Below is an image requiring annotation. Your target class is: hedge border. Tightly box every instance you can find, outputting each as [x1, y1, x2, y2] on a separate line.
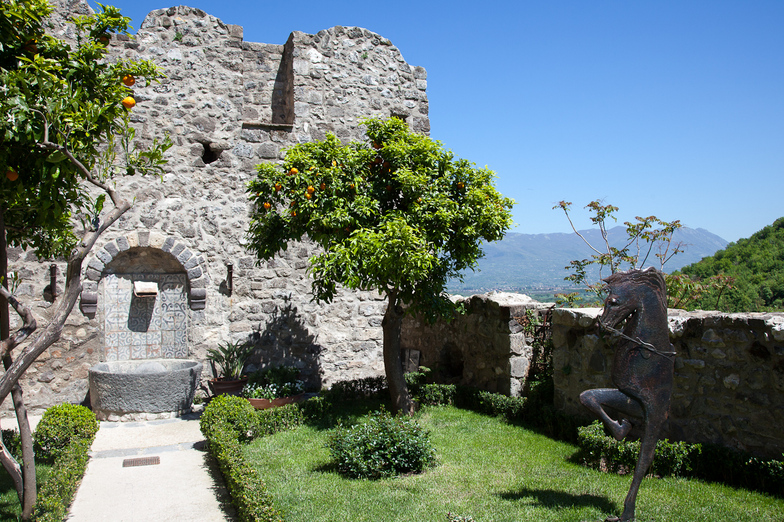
[31, 404, 98, 522]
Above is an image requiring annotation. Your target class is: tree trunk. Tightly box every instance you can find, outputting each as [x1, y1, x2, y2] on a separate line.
[0, 210, 36, 519]
[382, 292, 414, 415]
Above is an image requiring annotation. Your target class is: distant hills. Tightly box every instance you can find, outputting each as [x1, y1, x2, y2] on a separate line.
[679, 217, 784, 312]
[447, 226, 728, 298]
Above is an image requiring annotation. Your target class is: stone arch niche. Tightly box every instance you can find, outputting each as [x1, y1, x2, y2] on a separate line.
[79, 231, 209, 362]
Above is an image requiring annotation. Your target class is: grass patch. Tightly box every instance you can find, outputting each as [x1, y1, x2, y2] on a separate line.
[0, 463, 51, 521]
[245, 405, 784, 522]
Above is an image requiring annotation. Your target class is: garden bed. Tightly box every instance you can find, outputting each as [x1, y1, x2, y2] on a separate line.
[243, 404, 784, 522]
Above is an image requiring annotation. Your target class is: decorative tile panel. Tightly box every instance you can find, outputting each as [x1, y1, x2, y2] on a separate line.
[103, 273, 189, 360]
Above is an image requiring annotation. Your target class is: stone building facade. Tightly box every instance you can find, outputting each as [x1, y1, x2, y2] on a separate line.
[4, 1, 430, 413]
[552, 307, 784, 459]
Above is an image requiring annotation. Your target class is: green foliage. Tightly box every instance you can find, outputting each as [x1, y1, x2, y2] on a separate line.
[326, 409, 437, 479]
[246, 117, 514, 320]
[678, 217, 784, 312]
[417, 383, 457, 406]
[207, 425, 283, 522]
[33, 438, 91, 522]
[31, 404, 97, 521]
[1, 429, 22, 461]
[244, 366, 305, 399]
[200, 394, 258, 443]
[0, 0, 170, 258]
[554, 200, 684, 305]
[33, 404, 98, 463]
[324, 375, 387, 401]
[576, 420, 784, 496]
[255, 404, 305, 436]
[207, 340, 253, 380]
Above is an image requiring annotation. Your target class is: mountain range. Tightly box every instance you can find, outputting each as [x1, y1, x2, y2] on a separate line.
[447, 226, 728, 297]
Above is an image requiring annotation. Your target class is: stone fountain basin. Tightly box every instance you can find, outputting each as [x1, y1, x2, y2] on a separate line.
[88, 359, 202, 421]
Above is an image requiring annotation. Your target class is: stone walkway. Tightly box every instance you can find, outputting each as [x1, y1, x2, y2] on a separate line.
[66, 411, 236, 521]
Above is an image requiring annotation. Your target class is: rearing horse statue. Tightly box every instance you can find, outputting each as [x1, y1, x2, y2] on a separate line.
[579, 267, 675, 522]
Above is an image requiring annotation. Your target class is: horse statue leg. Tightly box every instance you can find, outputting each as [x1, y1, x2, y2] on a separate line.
[615, 388, 670, 521]
[579, 388, 641, 441]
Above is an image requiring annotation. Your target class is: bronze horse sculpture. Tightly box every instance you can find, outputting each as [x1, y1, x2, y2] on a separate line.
[580, 267, 675, 522]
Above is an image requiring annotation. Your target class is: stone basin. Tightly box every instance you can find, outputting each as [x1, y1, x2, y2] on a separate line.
[88, 359, 202, 421]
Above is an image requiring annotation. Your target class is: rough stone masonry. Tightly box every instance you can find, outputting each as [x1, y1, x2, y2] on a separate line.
[3, 0, 430, 413]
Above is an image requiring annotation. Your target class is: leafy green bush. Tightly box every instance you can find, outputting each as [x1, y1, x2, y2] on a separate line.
[200, 394, 258, 443]
[33, 404, 98, 463]
[256, 403, 304, 436]
[418, 383, 457, 406]
[1, 428, 22, 461]
[325, 376, 387, 401]
[326, 409, 437, 479]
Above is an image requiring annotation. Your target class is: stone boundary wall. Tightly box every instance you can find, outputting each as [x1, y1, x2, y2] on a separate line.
[552, 307, 784, 459]
[401, 293, 552, 396]
[3, 0, 429, 413]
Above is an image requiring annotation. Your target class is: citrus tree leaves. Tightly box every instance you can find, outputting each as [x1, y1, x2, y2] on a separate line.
[0, 0, 168, 258]
[247, 117, 515, 319]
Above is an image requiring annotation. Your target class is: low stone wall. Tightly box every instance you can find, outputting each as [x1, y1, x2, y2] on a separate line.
[401, 293, 551, 396]
[552, 307, 784, 459]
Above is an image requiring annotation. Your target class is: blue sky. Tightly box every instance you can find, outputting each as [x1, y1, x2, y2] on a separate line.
[97, 1, 784, 244]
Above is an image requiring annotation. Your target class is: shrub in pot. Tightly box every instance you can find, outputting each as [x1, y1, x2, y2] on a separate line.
[207, 340, 254, 396]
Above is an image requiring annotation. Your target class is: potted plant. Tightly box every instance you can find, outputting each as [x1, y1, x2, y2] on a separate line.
[242, 366, 306, 409]
[207, 340, 254, 396]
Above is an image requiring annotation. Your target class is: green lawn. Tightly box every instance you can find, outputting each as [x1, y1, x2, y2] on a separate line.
[0, 463, 51, 521]
[245, 405, 784, 522]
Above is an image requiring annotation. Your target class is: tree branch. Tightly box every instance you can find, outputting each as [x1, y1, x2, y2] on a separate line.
[0, 287, 37, 361]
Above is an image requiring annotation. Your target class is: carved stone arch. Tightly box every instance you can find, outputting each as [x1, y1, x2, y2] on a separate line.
[79, 230, 209, 314]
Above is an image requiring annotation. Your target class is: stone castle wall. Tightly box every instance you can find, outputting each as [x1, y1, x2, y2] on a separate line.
[4, 1, 429, 413]
[552, 307, 784, 459]
[401, 293, 552, 396]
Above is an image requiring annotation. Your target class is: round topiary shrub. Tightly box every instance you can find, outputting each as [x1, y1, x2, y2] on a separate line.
[200, 394, 258, 443]
[33, 403, 98, 462]
[326, 409, 437, 480]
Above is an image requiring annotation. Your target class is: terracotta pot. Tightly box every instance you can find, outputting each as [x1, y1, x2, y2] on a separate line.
[208, 377, 248, 396]
[247, 393, 306, 410]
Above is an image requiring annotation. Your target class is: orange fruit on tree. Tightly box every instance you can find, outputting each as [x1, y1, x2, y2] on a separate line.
[305, 193, 312, 200]
[122, 74, 135, 86]
[263, 202, 271, 210]
[307, 186, 315, 194]
[291, 210, 297, 217]
[289, 167, 298, 176]
[319, 182, 326, 190]
[122, 96, 136, 109]
[6, 168, 19, 181]
[274, 183, 282, 192]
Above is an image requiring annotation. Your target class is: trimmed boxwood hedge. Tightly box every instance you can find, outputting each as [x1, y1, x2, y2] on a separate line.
[31, 404, 98, 522]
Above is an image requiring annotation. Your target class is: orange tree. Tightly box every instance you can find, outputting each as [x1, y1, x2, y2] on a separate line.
[246, 117, 514, 414]
[0, 2, 169, 517]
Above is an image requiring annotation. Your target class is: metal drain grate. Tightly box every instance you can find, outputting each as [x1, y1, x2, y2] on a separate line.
[122, 456, 160, 468]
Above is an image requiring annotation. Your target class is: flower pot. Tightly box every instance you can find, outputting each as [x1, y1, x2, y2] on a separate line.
[247, 393, 306, 410]
[208, 377, 248, 396]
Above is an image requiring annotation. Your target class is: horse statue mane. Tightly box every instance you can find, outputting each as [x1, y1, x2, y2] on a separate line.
[580, 266, 675, 522]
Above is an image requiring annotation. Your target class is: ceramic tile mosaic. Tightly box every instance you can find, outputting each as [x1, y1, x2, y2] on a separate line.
[103, 273, 189, 360]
